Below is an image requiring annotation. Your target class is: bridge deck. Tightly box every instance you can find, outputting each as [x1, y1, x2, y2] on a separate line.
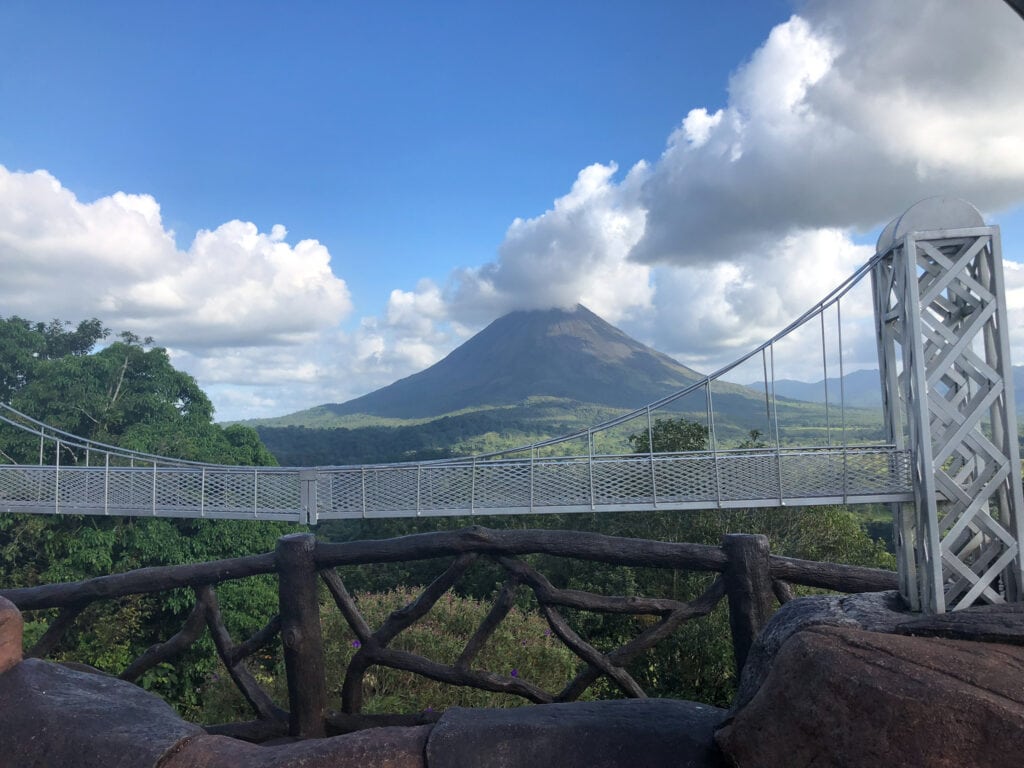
[0, 446, 912, 523]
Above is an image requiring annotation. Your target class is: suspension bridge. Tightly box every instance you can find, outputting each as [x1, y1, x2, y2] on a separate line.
[1, 198, 1022, 614]
[0, 253, 913, 523]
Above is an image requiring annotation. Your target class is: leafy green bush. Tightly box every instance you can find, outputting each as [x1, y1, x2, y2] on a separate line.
[197, 586, 587, 723]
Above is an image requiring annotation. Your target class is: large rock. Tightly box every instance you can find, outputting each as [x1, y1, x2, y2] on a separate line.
[0, 595, 22, 674]
[426, 699, 726, 768]
[163, 726, 431, 768]
[0, 658, 203, 768]
[732, 590, 910, 711]
[0, 652, 431, 768]
[716, 624, 1024, 767]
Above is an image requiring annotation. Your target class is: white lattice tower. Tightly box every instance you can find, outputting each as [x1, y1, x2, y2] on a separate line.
[872, 198, 1024, 613]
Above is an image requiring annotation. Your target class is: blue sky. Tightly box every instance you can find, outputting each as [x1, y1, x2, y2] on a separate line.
[1, 0, 791, 301]
[3, 0, 1024, 421]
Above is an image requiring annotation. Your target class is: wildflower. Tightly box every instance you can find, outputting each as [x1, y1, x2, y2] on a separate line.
[521, 639, 527, 646]
[510, 668, 519, 678]
[351, 639, 362, 649]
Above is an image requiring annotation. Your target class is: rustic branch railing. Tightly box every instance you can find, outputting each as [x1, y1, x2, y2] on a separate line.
[0, 526, 898, 741]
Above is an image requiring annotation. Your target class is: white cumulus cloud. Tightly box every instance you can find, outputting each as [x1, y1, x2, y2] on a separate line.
[0, 165, 357, 418]
[446, 162, 652, 326]
[634, 0, 1024, 265]
[0, 166, 353, 349]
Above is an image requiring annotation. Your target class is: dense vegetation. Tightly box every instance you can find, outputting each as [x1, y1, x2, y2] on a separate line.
[312, 505, 893, 708]
[199, 587, 587, 721]
[0, 316, 296, 714]
[0, 316, 896, 715]
[254, 400, 621, 465]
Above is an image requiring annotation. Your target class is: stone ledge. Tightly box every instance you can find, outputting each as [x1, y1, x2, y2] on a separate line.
[162, 727, 431, 768]
[896, 601, 1024, 644]
[0, 618, 725, 768]
[426, 700, 726, 768]
[0, 658, 203, 768]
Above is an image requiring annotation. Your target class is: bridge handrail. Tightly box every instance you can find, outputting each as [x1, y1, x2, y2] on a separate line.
[0, 526, 898, 739]
[0, 402, 215, 468]
[311, 442, 903, 470]
[0, 443, 912, 523]
[0, 440, 903, 472]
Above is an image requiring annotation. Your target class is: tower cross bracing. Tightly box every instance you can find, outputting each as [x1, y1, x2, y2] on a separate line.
[873, 198, 1024, 613]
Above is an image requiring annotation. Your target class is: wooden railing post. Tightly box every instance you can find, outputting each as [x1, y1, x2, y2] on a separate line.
[722, 533, 774, 676]
[276, 533, 327, 738]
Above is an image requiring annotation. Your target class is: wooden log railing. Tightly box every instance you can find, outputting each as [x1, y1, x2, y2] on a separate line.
[0, 525, 898, 742]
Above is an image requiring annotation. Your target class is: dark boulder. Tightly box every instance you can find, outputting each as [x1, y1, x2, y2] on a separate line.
[0, 658, 203, 768]
[717, 624, 1024, 767]
[731, 590, 910, 712]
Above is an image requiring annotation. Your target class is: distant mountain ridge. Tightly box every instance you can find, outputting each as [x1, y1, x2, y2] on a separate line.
[319, 305, 708, 419]
[746, 369, 882, 410]
[752, 367, 1024, 414]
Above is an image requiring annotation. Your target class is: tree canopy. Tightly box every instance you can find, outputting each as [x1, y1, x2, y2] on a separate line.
[0, 317, 107, 403]
[0, 316, 290, 715]
[0, 316, 275, 466]
[628, 416, 709, 454]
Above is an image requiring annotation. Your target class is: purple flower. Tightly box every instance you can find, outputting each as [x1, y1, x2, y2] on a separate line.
[510, 668, 519, 678]
[521, 639, 527, 646]
[351, 639, 362, 649]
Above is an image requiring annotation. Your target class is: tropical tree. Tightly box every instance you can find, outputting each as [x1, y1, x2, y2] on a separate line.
[0, 317, 107, 402]
[0, 316, 292, 714]
[628, 417, 708, 453]
[0, 320, 272, 466]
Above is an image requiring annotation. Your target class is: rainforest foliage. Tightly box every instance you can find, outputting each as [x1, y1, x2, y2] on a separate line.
[0, 316, 295, 714]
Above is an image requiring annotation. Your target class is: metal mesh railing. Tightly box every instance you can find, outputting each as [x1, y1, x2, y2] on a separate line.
[311, 446, 912, 520]
[0, 412, 913, 523]
[0, 464, 305, 521]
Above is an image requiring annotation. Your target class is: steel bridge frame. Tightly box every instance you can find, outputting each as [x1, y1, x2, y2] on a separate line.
[0, 445, 912, 524]
[873, 198, 1024, 613]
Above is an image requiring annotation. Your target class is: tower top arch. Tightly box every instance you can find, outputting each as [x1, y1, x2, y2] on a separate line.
[876, 197, 985, 255]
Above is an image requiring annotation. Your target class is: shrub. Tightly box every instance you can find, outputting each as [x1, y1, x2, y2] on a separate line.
[196, 586, 586, 723]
